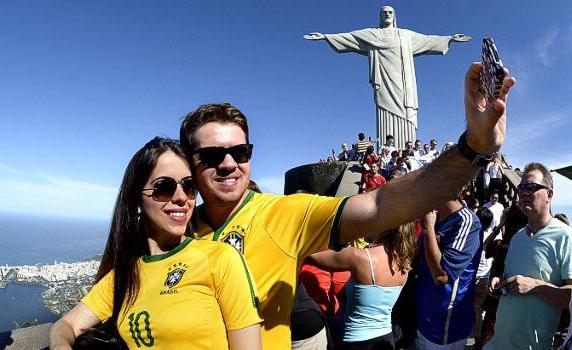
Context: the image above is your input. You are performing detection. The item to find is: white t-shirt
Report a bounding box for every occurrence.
[476,226,501,278]
[488,163,502,179]
[483,201,504,229]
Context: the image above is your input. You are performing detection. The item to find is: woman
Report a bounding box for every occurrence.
[50,137,261,350]
[309,223,416,350]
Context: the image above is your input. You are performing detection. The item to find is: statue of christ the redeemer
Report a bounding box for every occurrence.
[305,6,471,149]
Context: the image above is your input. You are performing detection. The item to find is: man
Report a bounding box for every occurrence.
[485,163,572,350]
[405,140,414,156]
[394,156,409,175]
[428,139,440,157]
[305,6,470,148]
[362,162,386,192]
[413,139,423,158]
[416,199,482,349]
[179,63,515,349]
[473,208,494,349]
[385,150,400,174]
[483,191,504,229]
[382,134,397,154]
[336,143,356,161]
[418,143,435,166]
[402,149,421,172]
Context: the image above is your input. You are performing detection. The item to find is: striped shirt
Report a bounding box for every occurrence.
[416,207,482,345]
[356,140,370,155]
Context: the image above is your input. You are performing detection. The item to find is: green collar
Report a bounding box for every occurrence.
[142,236,194,263]
[212,190,255,241]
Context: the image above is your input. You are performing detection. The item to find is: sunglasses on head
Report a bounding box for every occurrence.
[192,144,253,168]
[517,182,550,194]
[141,176,196,202]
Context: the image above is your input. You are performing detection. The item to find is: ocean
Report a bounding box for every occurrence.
[0,213,109,331]
[0,213,109,266]
[0,284,58,331]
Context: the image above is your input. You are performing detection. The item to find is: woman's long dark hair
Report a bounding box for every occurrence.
[95,137,187,326]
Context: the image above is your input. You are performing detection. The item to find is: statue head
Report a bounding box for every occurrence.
[379,6,396,28]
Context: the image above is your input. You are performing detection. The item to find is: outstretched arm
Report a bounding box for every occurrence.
[451,34,471,42]
[228,324,262,350]
[304,32,326,40]
[338,63,516,243]
[308,247,358,272]
[49,302,101,350]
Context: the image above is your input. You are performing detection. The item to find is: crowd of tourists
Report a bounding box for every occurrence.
[313,134,572,350]
[46,63,571,350]
[325,134,454,192]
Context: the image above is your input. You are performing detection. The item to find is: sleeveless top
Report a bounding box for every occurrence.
[343,248,404,342]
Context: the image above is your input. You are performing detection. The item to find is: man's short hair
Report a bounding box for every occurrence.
[523,162,553,189]
[386,135,394,140]
[477,207,494,231]
[179,102,249,153]
[358,132,365,141]
[389,167,402,179]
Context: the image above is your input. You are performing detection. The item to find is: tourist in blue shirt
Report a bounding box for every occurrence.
[416,198,482,349]
[485,163,572,350]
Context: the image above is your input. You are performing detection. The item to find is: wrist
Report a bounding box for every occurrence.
[424,228,436,237]
[530,279,546,294]
[457,131,497,167]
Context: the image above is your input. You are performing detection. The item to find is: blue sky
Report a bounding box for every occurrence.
[1,0,571,221]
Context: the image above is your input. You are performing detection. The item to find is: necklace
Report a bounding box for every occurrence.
[526,216,552,237]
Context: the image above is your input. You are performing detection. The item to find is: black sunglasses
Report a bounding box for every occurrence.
[141,176,196,202]
[517,182,550,194]
[192,144,253,168]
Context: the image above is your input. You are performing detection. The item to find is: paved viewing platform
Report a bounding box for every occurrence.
[0,323,51,349]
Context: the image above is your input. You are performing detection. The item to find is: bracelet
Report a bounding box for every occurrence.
[456,131,497,167]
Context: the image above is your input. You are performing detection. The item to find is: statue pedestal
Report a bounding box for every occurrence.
[284,161,362,196]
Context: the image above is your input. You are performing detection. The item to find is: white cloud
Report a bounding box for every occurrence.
[552,173,572,207]
[503,112,570,158]
[534,28,559,67]
[255,176,285,195]
[506,22,572,92]
[37,173,117,195]
[0,164,118,220]
[0,162,25,175]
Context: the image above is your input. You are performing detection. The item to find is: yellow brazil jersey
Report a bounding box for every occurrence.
[192,191,348,350]
[81,237,261,349]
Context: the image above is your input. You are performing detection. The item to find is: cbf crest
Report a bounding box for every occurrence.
[222,224,246,253]
[161,262,188,295]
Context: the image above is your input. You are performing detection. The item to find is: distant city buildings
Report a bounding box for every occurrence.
[0,260,100,316]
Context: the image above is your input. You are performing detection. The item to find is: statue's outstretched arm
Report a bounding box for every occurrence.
[451,34,471,42]
[303,32,326,40]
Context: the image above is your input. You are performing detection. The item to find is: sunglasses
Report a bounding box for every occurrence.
[517,182,550,194]
[192,144,253,168]
[142,176,196,202]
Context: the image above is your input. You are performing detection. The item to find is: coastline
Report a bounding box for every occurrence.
[0,259,99,317]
